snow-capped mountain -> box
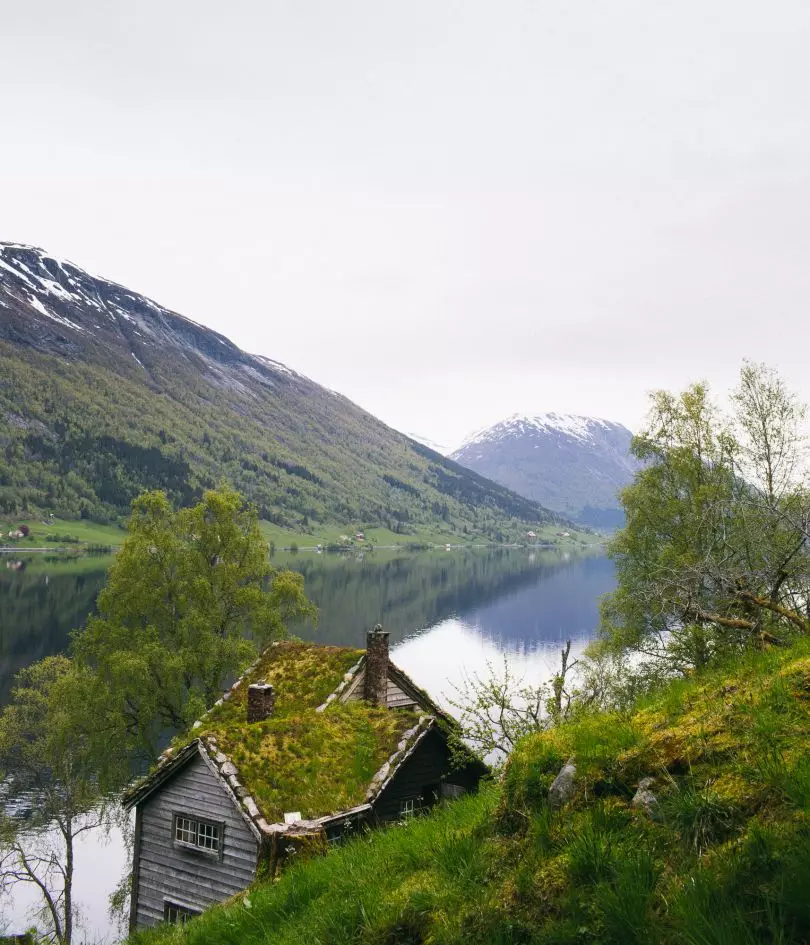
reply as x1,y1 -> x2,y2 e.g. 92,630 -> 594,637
451,413 -> 640,529
0,242 -> 310,386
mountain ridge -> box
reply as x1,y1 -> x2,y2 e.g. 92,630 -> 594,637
452,411 -> 640,529
0,242 -> 566,540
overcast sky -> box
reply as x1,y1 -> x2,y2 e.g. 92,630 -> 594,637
3,1 -> 810,449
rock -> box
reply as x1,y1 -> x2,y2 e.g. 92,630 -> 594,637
632,777 -> 662,821
548,760 -> 577,809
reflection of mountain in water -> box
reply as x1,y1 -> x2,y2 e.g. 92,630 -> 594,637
462,556 -> 616,649
0,548 -> 614,707
0,557 -> 109,705
288,548 -> 613,648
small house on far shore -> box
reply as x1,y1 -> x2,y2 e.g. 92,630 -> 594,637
123,631 -> 487,930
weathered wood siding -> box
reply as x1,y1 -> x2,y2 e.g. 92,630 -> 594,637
132,752 -> 259,929
372,727 -> 481,823
344,669 -> 417,709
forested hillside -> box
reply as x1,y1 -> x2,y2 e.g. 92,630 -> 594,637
0,243 -> 562,540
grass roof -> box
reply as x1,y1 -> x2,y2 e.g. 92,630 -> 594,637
184,642 -> 420,822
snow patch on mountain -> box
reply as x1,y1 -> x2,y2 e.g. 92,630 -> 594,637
460,413 -> 621,453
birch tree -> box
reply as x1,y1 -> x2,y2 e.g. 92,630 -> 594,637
603,362 -> 810,669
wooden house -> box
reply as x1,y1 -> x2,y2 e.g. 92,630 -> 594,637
123,629 -> 487,930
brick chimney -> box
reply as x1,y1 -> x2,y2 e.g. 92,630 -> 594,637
247,681 -> 276,723
364,625 -> 390,707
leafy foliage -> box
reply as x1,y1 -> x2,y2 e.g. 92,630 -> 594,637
0,657 -> 123,944
602,362 -> 810,671
73,487 -> 314,760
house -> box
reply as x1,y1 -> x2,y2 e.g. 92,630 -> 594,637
123,630 -> 487,930
526,531 -> 537,540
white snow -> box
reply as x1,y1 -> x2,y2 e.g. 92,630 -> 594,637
26,293 -> 85,332
459,412 -> 618,450
0,256 -> 37,289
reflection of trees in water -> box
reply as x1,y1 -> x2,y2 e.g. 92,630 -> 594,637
0,561 -> 107,706
287,549 -> 613,648
0,550 -> 614,707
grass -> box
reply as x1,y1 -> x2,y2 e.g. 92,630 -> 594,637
0,514 -> 599,554
0,515 -> 125,549
260,520 -> 599,551
131,637 -> 810,945
163,642 -> 420,822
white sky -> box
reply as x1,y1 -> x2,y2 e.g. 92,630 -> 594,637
3,1 -> 810,451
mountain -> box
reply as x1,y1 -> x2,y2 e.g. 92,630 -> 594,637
451,413 -> 640,529
0,242 -> 564,540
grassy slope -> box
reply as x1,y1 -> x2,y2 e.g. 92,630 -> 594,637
0,341 -> 566,544
0,515 -> 125,549
131,641 -> 810,945
0,515 -> 597,552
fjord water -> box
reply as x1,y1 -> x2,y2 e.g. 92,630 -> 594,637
1,547 -> 615,941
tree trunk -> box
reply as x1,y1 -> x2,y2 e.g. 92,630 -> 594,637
63,814 -> 74,945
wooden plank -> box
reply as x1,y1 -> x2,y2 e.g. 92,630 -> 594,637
137,858 -> 253,896
145,793 -> 250,829
133,753 -> 259,928
139,837 -> 257,873
139,829 -> 257,860
129,806 -> 143,932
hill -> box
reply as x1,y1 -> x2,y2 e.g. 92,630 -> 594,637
130,639 -> 810,944
452,413 -> 640,529
0,243 -> 565,541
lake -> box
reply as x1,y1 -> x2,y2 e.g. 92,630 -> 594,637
1,546 -> 615,941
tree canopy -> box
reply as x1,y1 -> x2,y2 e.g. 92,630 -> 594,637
74,487 -> 315,760
602,362 -> 810,671
0,657 -> 122,944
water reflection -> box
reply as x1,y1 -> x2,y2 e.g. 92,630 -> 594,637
0,555 -> 110,705
2,547 -> 615,942
391,554 -> 615,705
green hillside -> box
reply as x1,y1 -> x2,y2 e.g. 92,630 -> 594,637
130,640 -> 810,945
0,244 -> 568,543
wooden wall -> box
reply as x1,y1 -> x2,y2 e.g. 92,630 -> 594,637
344,669 -> 417,709
131,752 -> 259,929
371,727 -> 482,823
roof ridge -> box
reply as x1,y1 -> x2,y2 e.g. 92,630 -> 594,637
365,715 -> 436,804
316,653 -> 365,712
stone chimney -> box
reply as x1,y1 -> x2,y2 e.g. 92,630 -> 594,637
247,681 -> 276,723
364,625 -> 390,707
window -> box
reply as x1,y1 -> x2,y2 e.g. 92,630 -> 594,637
399,797 -> 419,820
172,813 -> 222,857
164,901 -> 199,924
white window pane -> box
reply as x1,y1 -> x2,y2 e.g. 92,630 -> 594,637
175,816 -> 197,845
197,822 -> 220,852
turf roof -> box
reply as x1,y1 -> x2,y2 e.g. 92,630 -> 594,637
179,641 -> 421,822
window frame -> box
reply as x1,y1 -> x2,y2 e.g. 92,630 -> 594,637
399,797 -> 420,820
164,900 -> 200,925
171,812 -> 224,860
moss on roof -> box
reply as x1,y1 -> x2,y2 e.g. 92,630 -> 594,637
180,642 -> 420,822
